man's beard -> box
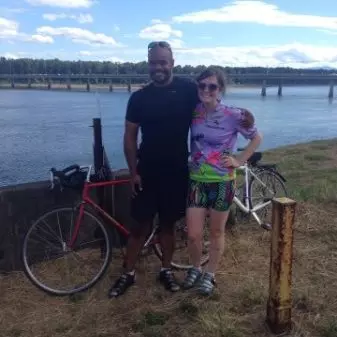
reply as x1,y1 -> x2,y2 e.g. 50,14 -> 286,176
150,70 -> 171,84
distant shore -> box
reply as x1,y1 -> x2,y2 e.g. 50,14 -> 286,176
0,82 -> 309,93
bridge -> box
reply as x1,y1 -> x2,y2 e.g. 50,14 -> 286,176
0,73 -> 335,98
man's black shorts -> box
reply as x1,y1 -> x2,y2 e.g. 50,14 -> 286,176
130,164 -> 189,227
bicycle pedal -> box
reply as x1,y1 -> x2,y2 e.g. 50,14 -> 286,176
261,223 -> 272,231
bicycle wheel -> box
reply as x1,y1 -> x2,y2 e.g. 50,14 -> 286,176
249,169 -> 288,229
22,207 -> 112,296
153,217 -> 210,270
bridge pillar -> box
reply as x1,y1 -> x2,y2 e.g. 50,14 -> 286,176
328,80 -> 334,99
277,81 -> 282,97
86,80 -> 90,92
127,81 -> 131,93
261,80 -> 266,97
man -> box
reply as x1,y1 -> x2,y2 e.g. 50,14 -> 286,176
108,41 -> 254,298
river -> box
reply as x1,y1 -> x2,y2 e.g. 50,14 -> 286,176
0,85 -> 336,186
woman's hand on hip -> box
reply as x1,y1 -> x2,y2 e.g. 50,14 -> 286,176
222,156 -> 242,168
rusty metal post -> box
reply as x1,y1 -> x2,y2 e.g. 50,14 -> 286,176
266,197 -> 296,335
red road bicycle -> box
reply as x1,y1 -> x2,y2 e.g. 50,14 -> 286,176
21,164 -> 210,296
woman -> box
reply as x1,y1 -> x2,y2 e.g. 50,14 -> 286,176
182,67 -> 262,295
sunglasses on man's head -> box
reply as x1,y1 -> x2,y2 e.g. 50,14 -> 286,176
148,41 -> 171,50
197,83 -> 219,92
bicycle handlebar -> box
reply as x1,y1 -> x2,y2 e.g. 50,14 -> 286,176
50,164 -> 92,190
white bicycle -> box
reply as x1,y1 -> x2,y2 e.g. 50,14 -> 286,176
228,148 -> 288,230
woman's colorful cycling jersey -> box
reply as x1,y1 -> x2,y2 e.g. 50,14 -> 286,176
189,102 -> 258,182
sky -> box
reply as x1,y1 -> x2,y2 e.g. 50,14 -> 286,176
1,0 -> 337,68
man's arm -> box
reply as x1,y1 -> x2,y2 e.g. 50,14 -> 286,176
123,121 -> 139,177
240,108 -> 254,129
124,93 -> 141,177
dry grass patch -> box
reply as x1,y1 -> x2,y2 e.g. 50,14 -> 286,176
1,138 -> 337,337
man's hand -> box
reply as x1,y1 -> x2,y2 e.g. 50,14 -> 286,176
240,109 -> 254,129
131,174 -> 142,198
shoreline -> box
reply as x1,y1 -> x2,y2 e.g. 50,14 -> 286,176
0,82 -> 329,93
1,137 -> 335,189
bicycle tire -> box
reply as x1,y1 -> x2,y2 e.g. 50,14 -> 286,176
22,207 -> 112,296
248,169 -> 288,226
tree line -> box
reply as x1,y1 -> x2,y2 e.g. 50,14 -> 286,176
0,57 -> 335,85
1,57 -> 335,75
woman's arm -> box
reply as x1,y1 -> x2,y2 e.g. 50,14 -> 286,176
223,107 -> 262,168
236,132 -> 262,166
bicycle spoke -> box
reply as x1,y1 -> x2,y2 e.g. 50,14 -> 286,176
22,207 -> 112,295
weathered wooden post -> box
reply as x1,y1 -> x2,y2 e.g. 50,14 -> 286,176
261,80 -> 266,97
92,118 -> 113,213
93,118 -> 104,176
92,118 -> 115,250
266,197 -> 297,335
328,80 -> 334,99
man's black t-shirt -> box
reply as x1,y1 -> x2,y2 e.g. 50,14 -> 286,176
125,77 -> 199,172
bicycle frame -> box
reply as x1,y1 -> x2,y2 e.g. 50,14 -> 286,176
60,165 -> 159,249
233,163 -> 272,226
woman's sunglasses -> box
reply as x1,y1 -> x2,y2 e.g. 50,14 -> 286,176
197,83 -> 219,92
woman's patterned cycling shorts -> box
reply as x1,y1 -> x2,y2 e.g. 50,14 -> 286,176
187,179 -> 235,212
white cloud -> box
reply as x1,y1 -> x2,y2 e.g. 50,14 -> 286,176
0,17 -> 53,44
25,0 -> 95,8
172,43 -> 337,68
30,34 -> 54,43
43,13 -> 93,24
0,17 -> 19,37
139,23 -> 182,40
79,50 -> 91,56
36,26 -> 120,46
172,0 -> 337,32
113,24 -> 120,32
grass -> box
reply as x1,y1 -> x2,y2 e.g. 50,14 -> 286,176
1,138 -> 337,337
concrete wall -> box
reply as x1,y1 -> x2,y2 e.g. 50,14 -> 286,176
0,169 -> 134,272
